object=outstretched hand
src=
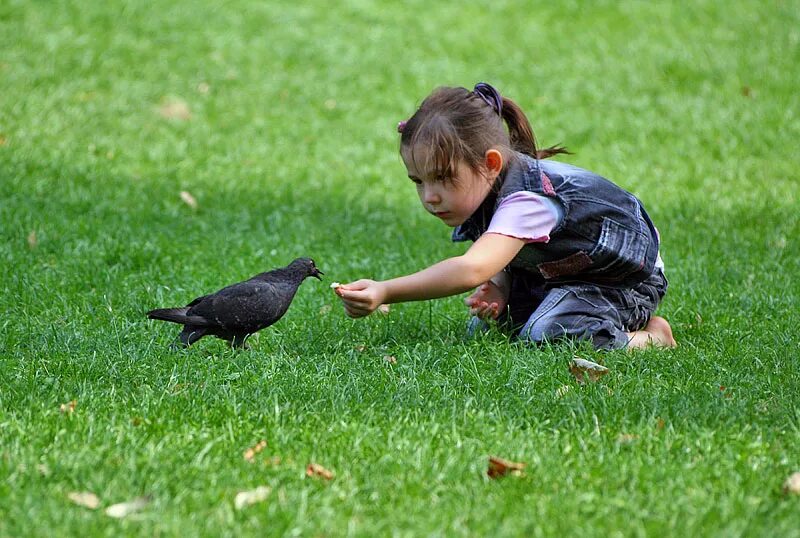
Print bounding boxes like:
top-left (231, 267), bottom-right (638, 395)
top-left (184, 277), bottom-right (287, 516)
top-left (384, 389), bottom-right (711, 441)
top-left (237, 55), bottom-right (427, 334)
top-left (335, 279), bottom-right (388, 318)
top-left (465, 280), bottom-right (507, 320)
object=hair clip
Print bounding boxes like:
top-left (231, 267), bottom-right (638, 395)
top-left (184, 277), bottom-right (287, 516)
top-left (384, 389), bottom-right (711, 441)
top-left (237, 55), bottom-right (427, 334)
top-left (397, 120), bottom-right (407, 133)
top-left (473, 82), bottom-right (503, 116)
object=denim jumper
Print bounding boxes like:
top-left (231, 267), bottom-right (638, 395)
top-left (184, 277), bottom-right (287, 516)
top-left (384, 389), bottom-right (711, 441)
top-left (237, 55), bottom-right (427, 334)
top-left (454, 152), bottom-right (668, 349)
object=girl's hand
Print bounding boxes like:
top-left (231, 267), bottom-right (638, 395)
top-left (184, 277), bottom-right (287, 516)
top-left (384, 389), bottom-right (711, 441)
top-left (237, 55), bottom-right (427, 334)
top-left (464, 280), bottom-right (507, 320)
top-left (335, 279), bottom-right (388, 318)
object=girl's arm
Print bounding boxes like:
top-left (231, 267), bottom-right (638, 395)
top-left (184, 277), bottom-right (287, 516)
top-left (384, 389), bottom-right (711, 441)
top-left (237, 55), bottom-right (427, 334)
top-left (336, 233), bottom-right (524, 318)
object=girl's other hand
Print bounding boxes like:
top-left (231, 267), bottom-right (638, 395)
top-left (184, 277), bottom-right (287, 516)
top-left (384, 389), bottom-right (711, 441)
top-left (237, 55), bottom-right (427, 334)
top-left (464, 281), bottom-right (507, 320)
top-left (335, 279), bottom-right (388, 318)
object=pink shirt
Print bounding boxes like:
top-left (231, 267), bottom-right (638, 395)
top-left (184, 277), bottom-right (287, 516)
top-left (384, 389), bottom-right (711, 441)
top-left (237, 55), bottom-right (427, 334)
top-left (485, 191), bottom-right (562, 243)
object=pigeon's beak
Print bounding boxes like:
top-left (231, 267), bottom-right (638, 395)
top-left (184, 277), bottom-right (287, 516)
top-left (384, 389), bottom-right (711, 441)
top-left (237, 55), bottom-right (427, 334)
top-left (312, 268), bottom-right (324, 280)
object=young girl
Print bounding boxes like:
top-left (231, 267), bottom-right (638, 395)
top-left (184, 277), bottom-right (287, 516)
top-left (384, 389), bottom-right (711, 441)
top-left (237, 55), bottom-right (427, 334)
top-left (336, 83), bottom-right (676, 350)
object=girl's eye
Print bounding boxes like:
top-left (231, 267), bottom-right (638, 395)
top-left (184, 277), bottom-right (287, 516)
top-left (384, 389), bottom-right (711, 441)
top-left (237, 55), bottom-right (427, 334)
top-left (410, 178), bottom-right (422, 185)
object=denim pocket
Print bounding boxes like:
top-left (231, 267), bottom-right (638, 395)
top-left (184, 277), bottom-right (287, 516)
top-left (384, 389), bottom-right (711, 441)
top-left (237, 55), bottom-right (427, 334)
top-left (587, 217), bottom-right (648, 279)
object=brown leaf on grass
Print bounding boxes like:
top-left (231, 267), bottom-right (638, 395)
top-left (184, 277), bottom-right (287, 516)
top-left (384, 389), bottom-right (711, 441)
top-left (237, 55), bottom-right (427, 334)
top-left (234, 485), bottom-right (271, 510)
top-left (180, 190), bottom-right (198, 209)
top-left (0, 134), bottom-right (7, 146)
top-left (59, 400), bottom-right (76, 414)
top-left (783, 472), bottom-right (800, 495)
top-left (656, 417), bottom-right (666, 431)
top-left (616, 433), bottom-right (638, 444)
top-left (27, 230), bottom-right (37, 249)
top-left (105, 496), bottom-right (150, 518)
top-left (487, 456), bottom-right (526, 479)
top-left (68, 491), bottom-right (100, 510)
top-left (306, 463), bottom-right (334, 480)
top-left (569, 357), bottom-right (609, 385)
top-left (354, 344), bottom-right (366, 352)
top-left (383, 355), bottom-right (397, 364)
top-left (243, 440), bottom-right (267, 462)
top-left (158, 98), bottom-right (191, 120)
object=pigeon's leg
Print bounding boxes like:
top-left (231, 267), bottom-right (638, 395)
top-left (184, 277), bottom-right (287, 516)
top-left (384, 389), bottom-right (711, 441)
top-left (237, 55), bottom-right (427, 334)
top-left (177, 326), bottom-right (208, 347)
top-left (230, 333), bottom-right (251, 350)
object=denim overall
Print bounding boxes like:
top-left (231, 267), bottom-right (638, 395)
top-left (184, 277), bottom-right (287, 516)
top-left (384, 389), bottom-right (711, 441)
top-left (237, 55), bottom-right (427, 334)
top-left (454, 152), bottom-right (668, 349)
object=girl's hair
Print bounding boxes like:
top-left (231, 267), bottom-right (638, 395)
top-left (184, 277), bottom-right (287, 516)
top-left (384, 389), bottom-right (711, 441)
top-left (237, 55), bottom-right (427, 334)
top-left (399, 84), bottom-right (568, 180)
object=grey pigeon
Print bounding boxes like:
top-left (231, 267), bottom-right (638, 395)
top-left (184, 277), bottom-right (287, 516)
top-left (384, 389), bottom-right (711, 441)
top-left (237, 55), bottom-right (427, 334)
top-left (147, 257), bottom-right (323, 348)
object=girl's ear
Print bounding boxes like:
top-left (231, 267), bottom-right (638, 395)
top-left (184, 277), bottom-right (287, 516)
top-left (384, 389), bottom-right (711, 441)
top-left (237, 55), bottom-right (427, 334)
top-left (484, 149), bottom-right (503, 178)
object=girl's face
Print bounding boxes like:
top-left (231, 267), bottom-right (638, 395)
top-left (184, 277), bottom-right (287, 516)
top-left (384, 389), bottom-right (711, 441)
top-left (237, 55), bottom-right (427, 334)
top-left (401, 146), bottom-right (500, 227)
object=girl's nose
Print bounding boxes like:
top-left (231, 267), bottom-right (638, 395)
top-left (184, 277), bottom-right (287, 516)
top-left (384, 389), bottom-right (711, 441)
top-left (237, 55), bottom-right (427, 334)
top-left (423, 186), bottom-right (441, 205)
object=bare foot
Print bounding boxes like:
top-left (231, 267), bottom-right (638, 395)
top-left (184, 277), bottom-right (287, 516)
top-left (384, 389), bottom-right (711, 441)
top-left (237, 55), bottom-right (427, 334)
top-left (627, 316), bottom-right (677, 349)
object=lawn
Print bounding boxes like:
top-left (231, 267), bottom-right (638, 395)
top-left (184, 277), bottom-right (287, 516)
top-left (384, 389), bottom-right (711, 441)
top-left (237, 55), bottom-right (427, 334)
top-left (1, 0), bottom-right (799, 535)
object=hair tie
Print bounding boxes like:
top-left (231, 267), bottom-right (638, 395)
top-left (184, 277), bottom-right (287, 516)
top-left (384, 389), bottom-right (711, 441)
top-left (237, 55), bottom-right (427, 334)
top-left (397, 120), bottom-right (407, 133)
top-left (473, 82), bottom-right (503, 116)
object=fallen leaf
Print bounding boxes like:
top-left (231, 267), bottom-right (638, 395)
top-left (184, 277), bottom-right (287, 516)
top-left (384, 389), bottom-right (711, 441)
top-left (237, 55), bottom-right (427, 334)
top-left (159, 98), bottom-right (191, 120)
top-left (783, 472), bottom-right (800, 495)
top-left (487, 456), bottom-right (526, 479)
top-left (0, 135), bottom-right (7, 146)
top-left (569, 357), bottom-right (609, 385)
top-left (555, 384), bottom-right (571, 398)
top-left (68, 491), bottom-right (100, 510)
top-left (234, 486), bottom-right (271, 510)
top-left (197, 82), bottom-right (210, 94)
top-left (243, 440), bottom-right (267, 462)
top-left (377, 304), bottom-right (391, 314)
top-left (383, 355), bottom-right (397, 364)
top-left (616, 433), bottom-right (638, 444)
top-left (180, 190), bottom-right (198, 209)
top-left (656, 417), bottom-right (666, 431)
top-left (27, 230), bottom-right (37, 249)
top-left (105, 496), bottom-right (150, 518)
top-left (319, 304), bottom-right (332, 315)
top-left (306, 463), bottom-right (334, 480)
top-left (741, 85), bottom-right (752, 97)
top-left (59, 400), bottom-right (77, 414)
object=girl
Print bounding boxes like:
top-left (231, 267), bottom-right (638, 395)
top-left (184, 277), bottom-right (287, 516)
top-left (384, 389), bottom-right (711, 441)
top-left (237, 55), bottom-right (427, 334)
top-left (336, 83), bottom-right (675, 350)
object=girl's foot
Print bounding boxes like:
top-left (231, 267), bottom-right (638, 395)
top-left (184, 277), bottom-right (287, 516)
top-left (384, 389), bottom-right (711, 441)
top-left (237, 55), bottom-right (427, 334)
top-left (627, 316), bottom-right (677, 349)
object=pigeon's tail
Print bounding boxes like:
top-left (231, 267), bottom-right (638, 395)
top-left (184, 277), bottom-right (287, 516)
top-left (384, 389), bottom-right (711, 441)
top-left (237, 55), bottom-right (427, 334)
top-left (147, 307), bottom-right (191, 324)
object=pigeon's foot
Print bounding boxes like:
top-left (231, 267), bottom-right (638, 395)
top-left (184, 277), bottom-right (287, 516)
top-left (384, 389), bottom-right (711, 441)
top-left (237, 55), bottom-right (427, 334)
top-left (231, 334), bottom-right (251, 350)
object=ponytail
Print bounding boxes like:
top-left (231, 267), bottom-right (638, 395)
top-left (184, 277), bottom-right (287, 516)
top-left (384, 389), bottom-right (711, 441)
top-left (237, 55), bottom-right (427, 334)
top-left (500, 97), bottom-right (570, 160)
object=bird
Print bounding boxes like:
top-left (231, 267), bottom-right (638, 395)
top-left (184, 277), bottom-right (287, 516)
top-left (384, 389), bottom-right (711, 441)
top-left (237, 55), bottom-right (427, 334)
top-left (147, 257), bottom-right (323, 348)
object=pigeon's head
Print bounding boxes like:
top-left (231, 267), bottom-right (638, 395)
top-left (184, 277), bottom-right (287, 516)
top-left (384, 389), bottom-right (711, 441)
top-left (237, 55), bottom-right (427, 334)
top-left (291, 257), bottom-right (324, 280)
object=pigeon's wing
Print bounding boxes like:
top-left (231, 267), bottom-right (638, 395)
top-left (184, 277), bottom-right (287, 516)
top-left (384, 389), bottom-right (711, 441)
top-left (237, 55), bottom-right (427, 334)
top-left (187, 280), bottom-right (290, 331)
top-left (186, 294), bottom-right (209, 307)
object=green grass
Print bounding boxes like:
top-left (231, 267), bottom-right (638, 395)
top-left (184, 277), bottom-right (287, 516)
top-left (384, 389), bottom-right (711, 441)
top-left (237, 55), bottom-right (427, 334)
top-left (2, 0), bottom-right (800, 535)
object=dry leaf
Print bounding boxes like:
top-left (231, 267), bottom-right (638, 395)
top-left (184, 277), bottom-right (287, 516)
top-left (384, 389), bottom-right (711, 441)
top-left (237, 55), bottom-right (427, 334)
top-left (68, 491), bottom-right (100, 510)
top-left (306, 463), bottom-right (334, 480)
top-left (197, 82), bottom-right (210, 94)
top-left (105, 496), bottom-right (150, 518)
top-left (0, 135), bottom-right (7, 146)
top-left (27, 230), bottom-right (37, 248)
top-left (616, 433), bottom-right (638, 444)
top-left (377, 304), bottom-right (391, 314)
top-left (243, 440), bottom-right (267, 462)
top-left (487, 456), bottom-right (526, 479)
top-left (783, 472), bottom-right (800, 495)
top-left (354, 344), bottom-right (366, 352)
top-left (569, 357), bottom-right (609, 385)
top-left (180, 190), bottom-right (198, 209)
top-left (383, 355), bottom-right (397, 364)
top-left (59, 400), bottom-right (77, 414)
top-left (159, 98), bottom-right (191, 120)
top-left (656, 417), bottom-right (666, 431)
top-left (234, 486), bottom-right (271, 510)
top-left (555, 384), bottom-right (571, 398)
top-left (319, 304), bottom-right (332, 315)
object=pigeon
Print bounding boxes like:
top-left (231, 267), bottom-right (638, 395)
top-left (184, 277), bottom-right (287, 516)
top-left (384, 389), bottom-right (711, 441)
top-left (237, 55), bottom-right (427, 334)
top-left (147, 257), bottom-right (323, 348)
